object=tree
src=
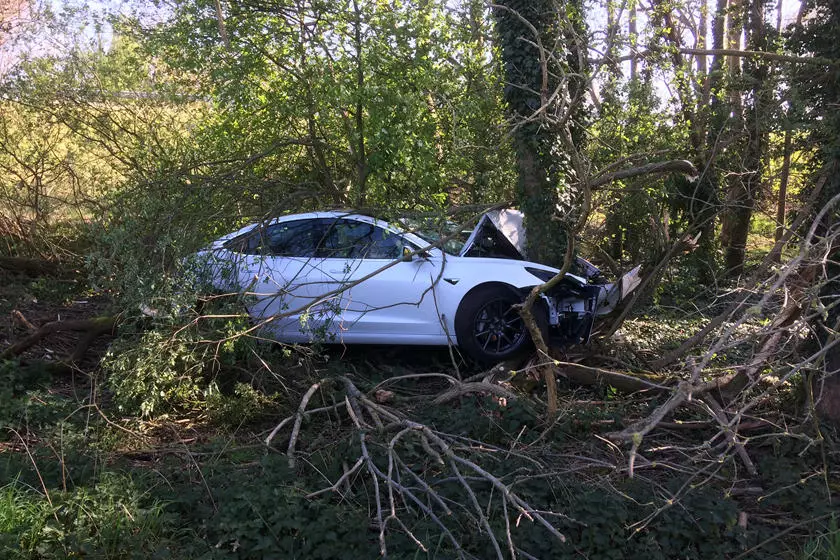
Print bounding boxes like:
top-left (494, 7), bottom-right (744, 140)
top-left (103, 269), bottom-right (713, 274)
top-left (138, 0), bottom-right (513, 214)
top-left (788, 0), bottom-right (840, 423)
top-left (720, 0), bottom-right (772, 275)
top-left (492, 0), bottom-right (588, 268)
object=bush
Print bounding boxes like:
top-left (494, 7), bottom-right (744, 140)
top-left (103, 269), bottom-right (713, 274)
top-left (104, 329), bottom-right (210, 417)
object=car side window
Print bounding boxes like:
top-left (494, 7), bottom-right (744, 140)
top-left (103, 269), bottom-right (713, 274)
top-left (320, 219), bottom-right (405, 259)
top-left (225, 219), bottom-right (324, 257)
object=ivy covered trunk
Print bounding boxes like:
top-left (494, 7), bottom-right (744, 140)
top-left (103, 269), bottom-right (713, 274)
top-left (790, 0), bottom-right (840, 424)
top-left (814, 152), bottom-right (840, 425)
top-left (492, 0), bottom-right (586, 267)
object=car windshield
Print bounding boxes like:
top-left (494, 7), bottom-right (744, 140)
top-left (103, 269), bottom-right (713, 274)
top-left (400, 217), bottom-right (473, 256)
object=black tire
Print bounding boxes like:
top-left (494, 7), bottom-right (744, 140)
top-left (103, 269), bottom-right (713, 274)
top-left (454, 284), bottom-right (548, 365)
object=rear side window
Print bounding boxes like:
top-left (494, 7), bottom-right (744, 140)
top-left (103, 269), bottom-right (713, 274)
top-left (224, 219), bottom-right (326, 257)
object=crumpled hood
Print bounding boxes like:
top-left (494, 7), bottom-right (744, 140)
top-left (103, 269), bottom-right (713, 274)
top-left (485, 208), bottom-right (528, 258)
top-left (465, 207), bottom-right (643, 314)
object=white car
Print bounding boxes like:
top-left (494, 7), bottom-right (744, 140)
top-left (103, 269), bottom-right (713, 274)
top-left (195, 209), bottom-right (641, 364)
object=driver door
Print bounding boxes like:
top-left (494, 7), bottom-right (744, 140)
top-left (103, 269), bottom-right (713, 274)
top-left (318, 218), bottom-right (445, 343)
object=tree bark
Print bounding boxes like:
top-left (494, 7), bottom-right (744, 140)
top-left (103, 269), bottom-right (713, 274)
top-left (816, 342), bottom-right (840, 425)
top-left (723, 0), bottom-right (768, 276)
top-left (629, 0), bottom-right (638, 79)
top-left (727, 0), bottom-right (744, 121)
top-left (492, 0), bottom-right (583, 267)
top-left (0, 316), bottom-right (117, 361)
top-left (351, 0), bottom-right (369, 205)
top-left (793, 0), bottom-right (840, 426)
top-left (774, 128), bottom-right (792, 249)
top-left (698, 0), bottom-right (708, 77)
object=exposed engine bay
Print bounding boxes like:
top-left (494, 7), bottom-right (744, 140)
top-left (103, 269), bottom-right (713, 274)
top-left (461, 209), bottom-right (642, 345)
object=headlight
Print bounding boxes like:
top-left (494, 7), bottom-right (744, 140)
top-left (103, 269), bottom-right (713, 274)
top-left (525, 267), bottom-right (558, 283)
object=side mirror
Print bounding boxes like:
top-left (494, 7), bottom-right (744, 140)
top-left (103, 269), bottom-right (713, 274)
top-left (402, 246), bottom-right (430, 262)
top-left (402, 245), bottom-right (414, 262)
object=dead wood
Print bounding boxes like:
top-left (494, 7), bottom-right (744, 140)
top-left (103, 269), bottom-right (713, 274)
top-left (715, 266), bottom-right (815, 402)
top-left (0, 256), bottom-right (60, 276)
top-left (267, 375), bottom-right (570, 556)
top-left (11, 310), bottom-right (37, 332)
top-left (604, 359), bottom-right (762, 478)
top-left (0, 316), bottom-right (117, 361)
top-left (700, 394), bottom-right (757, 475)
top-left (431, 381), bottom-right (519, 405)
top-left (555, 361), bottom-right (669, 393)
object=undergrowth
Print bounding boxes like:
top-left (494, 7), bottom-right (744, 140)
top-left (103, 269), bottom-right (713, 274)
top-left (0, 264), bottom-right (837, 559)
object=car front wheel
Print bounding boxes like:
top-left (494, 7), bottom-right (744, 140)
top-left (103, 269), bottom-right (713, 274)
top-left (454, 285), bottom-right (547, 365)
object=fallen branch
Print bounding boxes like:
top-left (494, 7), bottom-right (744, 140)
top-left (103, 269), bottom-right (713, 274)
top-left (0, 316), bottom-right (117, 361)
top-left (700, 395), bottom-right (757, 476)
top-left (603, 231), bottom-right (701, 340)
top-left (652, 169), bottom-right (833, 370)
top-left (286, 381), bottom-right (322, 469)
top-left (431, 381), bottom-right (518, 405)
top-left (0, 256), bottom-right (60, 276)
top-left (556, 362), bottom-right (669, 393)
top-left (11, 310), bottom-right (37, 332)
top-left (266, 375), bottom-right (570, 556)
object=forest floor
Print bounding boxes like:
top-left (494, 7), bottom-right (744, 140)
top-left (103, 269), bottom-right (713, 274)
top-left (0, 261), bottom-right (838, 559)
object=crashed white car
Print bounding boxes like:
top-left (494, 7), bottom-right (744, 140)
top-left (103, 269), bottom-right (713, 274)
top-left (195, 209), bottom-right (641, 364)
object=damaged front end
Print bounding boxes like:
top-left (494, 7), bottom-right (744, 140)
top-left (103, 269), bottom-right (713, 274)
top-left (462, 209), bottom-right (642, 346)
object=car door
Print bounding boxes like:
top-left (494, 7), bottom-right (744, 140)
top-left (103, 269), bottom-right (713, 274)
top-left (229, 218), bottom-right (334, 342)
top-left (318, 218), bottom-right (446, 343)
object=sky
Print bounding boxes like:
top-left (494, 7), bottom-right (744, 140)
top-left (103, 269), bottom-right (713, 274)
top-left (0, 0), bottom-right (808, 79)
top-left (0, 0), bottom-right (160, 72)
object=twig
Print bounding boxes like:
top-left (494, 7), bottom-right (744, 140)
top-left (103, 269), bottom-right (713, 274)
top-left (701, 395), bottom-right (757, 476)
top-left (285, 381), bottom-right (322, 469)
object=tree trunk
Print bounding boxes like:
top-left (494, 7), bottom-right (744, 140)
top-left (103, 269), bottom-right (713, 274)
top-left (629, 0), bottom-right (638, 79)
top-left (776, 0), bottom-right (784, 31)
top-left (351, 0), bottom-right (369, 205)
top-left (772, 1), bottom-right (792, 260)
top-left (816, 344), bottom-right (840, 425)
top-left (726, 0), bottom-right (744, 121)
top-left (723, 0), bottom-right (767, 275)
top-left (492, 0), bottom-right (583, 267)
top-left (697, 0), bottom-right (709, 102)
top-left (719, 0), bottom-right (745, 253)
top-left (774, 128), bottom-right (792, 250)
top-left (627, 0), bottom-right (638, 80)
top-left (793, 0), bottom-right (840, 427)
top-left (722, 186), bottom-right (753, 274)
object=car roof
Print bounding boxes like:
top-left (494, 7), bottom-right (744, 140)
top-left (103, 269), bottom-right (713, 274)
top-left (274, 211), bottom-right (398, 230)
top-left (212, 211), bottom-right (436, 253)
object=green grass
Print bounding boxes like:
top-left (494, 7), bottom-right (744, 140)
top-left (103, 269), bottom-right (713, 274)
top-left (0, 473), bottom-right (172, 559)
top-left (802, 517), bottom-right (840, 560)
